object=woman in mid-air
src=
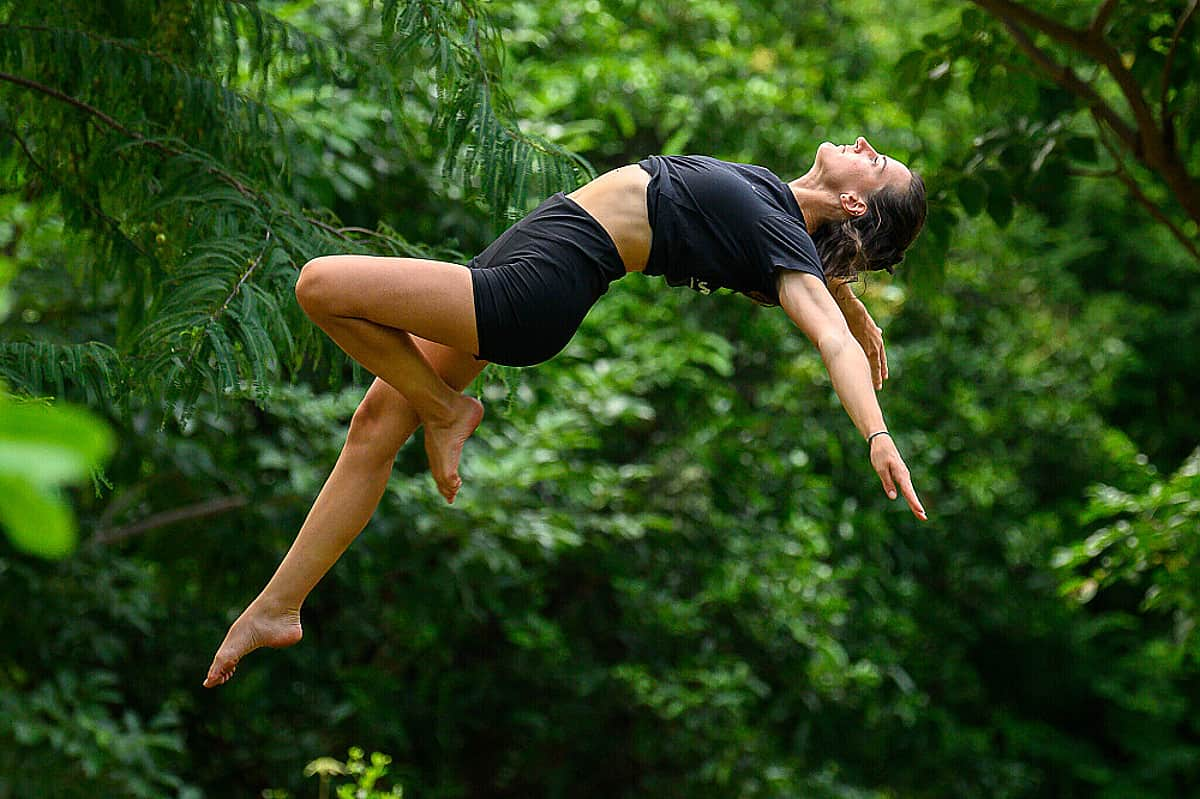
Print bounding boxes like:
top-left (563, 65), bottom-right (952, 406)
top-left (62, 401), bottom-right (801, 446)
top-left (203, 137), bottom-right (928, 688)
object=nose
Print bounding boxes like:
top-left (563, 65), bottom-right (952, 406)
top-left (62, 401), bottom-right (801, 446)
top-left (854, 137), bottom-right (878, 157)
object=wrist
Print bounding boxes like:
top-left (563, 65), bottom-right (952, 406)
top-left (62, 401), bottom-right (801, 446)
top-left (867, 430), bottom-right (891, 448)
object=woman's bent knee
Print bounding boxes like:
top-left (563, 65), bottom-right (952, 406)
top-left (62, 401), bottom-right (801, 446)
top-left (295, 256), bottom-right (341, 317)
top-left (346, 389), bottom-right (418, 456)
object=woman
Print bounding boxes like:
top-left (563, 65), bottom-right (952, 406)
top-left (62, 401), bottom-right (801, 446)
top-left (203, 137), bottom-right (928, 688)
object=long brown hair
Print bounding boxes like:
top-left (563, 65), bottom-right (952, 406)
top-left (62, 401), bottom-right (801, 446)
top-left (810, 172), bottom-right (927, 280)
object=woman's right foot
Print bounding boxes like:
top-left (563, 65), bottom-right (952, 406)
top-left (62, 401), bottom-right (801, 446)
top-left (423, 395), bottom-right (484, 503)
top-left (203, 599), bottom-right (303, 688)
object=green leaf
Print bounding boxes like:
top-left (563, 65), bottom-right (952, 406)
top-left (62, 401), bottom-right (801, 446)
top-left (0, 474), bottom-right (76, 558)
top-left (0, 399), bottom-right (116, 485)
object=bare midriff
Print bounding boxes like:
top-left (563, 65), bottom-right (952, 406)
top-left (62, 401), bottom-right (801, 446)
top-left (567, 164), bottom-right (653, 273)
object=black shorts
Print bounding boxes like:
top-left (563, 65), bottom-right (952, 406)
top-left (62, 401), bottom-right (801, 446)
top-left (468, 192), bottom-right (627, 367)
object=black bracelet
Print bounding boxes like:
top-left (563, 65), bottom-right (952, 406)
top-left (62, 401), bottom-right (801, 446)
top-left (867, 430), bottom-right (892, 447)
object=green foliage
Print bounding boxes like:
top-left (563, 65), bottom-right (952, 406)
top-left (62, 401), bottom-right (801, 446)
top-left (305, 747), bottom-right (403, 799)
top-left (265, 746), bottom-right (405, 799)
top-left (1057, 445), bottom-right (1200, 646)
top-left (0, 0), bottom-right (587, 421)
top-left (1, 1), bottom-right (1199, 798)
top-left (0, 552), bottom-right (194, 798)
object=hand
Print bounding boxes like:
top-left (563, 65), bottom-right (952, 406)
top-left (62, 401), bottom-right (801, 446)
top-left (869, 434), bottom-right (927, 520)
top-left (844, 299), bottom-right (888, 390)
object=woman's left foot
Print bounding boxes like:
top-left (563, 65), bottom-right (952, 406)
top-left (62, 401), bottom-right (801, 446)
top-left (424, 395), bottom-right (484, 503)
top-left (203, 599), bottom-right (303, 688)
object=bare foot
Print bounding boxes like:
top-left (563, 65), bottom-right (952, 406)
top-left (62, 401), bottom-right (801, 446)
top-left (423, 394), bottom-right (484, 503)
top-left (203, 598), bottom-right (302, 688)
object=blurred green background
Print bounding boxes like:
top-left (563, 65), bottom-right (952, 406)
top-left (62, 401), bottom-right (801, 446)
top-left (2, 1), bottom-right (1199, 796)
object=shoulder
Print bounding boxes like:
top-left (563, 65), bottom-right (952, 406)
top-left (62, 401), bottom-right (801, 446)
top-left (759, 215), bottom-right (825, 280)
top-left (759, 214), bottom-right (818, 249)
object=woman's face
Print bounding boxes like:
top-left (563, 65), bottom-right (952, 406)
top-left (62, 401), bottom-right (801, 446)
top-left (814, 137), bottom-right (911, 198)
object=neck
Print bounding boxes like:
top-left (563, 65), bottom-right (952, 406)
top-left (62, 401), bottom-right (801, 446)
top-left (788, 172), bottom-right (839, 231)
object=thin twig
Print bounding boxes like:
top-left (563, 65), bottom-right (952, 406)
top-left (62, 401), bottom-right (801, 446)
top-left (336, 225), bottom-right (399, 239)
top-left (1067, 167), bottom-right (1120, 178)
top-left (1111, 172), bottom-right (1200, 263)
top-left (305, 217), bottom-right (415, 249)
top-left (1091, 109), bottom-right (1200, 264)
top-left (0, 70), bottom-right (261, 200)
top-left (0, 71), bottom-right (174, 155)
top-left (305, 216), bottom-right (351, 240)
top-left (6, 127), bottom-right (152, 258)
top-left (182, 228), bottom-right (274, 373)
top-left (220, 228), bottom-right (274, 318)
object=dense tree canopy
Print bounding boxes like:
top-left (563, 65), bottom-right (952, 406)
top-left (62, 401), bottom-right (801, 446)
top-left (2, 1), bottom-right (1198, 797)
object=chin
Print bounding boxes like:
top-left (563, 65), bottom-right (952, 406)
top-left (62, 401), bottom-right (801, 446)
top-left (814, 140), bottom-right (837, 165)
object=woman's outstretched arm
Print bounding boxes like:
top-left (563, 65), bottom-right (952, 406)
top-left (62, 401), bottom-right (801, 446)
top-left (777, 270), bottom-right (927, 520)
top-left (828, 277), bottom-right (888, 390)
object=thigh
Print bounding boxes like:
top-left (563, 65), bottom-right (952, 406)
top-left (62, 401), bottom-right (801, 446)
top-left (418, 337), bottom-right (489, 392)
top-left (299, 256), bottom-right (479, 355)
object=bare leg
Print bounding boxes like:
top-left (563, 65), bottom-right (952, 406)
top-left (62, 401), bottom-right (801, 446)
top-left (294, 255), bottom-right (485, 502)
top-left (202, 341), bottom-right (486, 689)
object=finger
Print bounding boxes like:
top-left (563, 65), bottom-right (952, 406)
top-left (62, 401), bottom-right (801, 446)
top-left (896, 469), bottom-right (927, 520)
top-left (878, 466), bottom-right (897, 501)
top-left (879, 334), bottom-right (889, 382)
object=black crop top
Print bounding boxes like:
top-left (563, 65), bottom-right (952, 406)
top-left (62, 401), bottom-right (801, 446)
top-left (637, 154), bottom-right (825, 306)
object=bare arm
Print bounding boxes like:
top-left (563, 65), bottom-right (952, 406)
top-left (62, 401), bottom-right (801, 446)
top-left (829, 277), bottom-right (888, 390)
top-left (777, 270), bottom-right (926, 520)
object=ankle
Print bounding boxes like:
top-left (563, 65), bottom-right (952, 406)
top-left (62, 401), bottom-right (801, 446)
top-left (253, 592), bottom-right (302, 615)
top-left (421, 392), bottom-right (467, 428)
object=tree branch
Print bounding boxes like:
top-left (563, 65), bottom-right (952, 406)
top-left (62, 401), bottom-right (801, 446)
top-left (91, 495), bottom-right (250, 545)
top-left (0, 70), bottom-right (260, 200)
top-left (1160, 0), bottom-right (1199, 144)
top-left (991, 19), bottom-right (1137, 151)
top-left (1089, 0), bottom-right (1118, 35)
top-left (1090, 109), bottom-right (1200, 265)
top-left (970, 0), bottom-right (1163, 166)
top-left (0, 71), bottom-right (174, 155)
top-left (96, 478), bottom-right (157, 531)
top-left (969, 0), bottom-right (1094, 53)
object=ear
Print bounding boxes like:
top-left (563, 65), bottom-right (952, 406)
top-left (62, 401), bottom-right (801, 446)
top-left (839, 191), bottom-right (867, 218)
